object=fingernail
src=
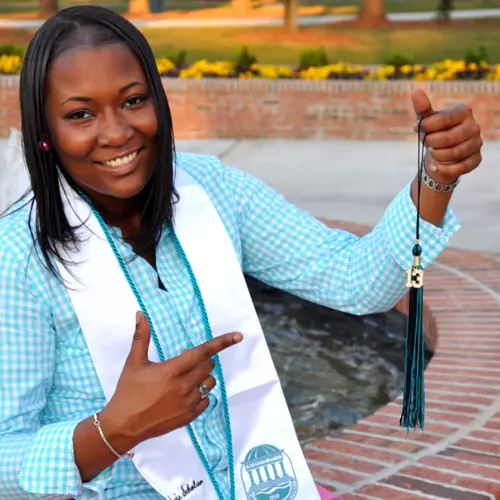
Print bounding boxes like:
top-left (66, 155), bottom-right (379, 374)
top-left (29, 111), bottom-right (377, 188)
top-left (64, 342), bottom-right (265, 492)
top-left (136, 312), bottom-right (141, 325)
top-left (233, 333), bottom-right (243, 343)
top-left (429, 164), bottom-right (438, 172)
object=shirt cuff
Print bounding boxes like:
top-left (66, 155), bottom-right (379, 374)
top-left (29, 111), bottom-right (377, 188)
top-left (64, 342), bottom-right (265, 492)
top-left (381, 182), bottom-right (461, 270)
top-left (19, 420), bottom-right (115, 497)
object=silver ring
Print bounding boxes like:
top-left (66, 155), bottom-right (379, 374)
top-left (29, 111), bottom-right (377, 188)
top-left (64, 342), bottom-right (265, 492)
top-left (199, 383), bottom-right (209, 399)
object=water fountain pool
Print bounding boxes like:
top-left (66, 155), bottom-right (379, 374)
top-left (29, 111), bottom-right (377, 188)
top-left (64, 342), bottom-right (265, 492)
top-left (246, 276), bottom-right (433, 443)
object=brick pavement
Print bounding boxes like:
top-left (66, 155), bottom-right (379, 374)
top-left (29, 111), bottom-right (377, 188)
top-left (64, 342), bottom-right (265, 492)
top-left (312, 221), bottom-right (500, 500)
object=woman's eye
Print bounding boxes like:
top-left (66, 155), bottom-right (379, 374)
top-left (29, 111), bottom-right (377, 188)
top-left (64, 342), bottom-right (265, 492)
top-left (67, 110), bottom-right (92, 120)
top-left (124, 95), bottom-right (146, 107)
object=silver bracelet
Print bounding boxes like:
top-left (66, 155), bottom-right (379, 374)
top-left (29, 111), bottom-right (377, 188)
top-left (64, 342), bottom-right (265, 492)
top-left (93, 412), bottom-right (134, 460)
top-left (422, 168), bottom-right (460, 193)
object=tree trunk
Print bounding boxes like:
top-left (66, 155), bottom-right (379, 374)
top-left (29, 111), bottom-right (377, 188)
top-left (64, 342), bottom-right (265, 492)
top-left (128, 0), bottom-right (151, 16)
top-left (437, 0), bottom-right (454, 21)
top-left (38, 0), bottom-right (58, 17)
top-left (284, 0), bottom-right (299, 33)
top-left (358, 0), bottom-right (386, 27)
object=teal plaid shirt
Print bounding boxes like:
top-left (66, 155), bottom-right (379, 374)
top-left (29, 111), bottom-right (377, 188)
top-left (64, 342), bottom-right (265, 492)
top-left (0, 153), bottom-right (460, 499)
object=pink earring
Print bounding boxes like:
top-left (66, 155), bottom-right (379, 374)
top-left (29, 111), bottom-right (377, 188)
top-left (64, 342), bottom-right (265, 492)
top-left (39, 140), bottom-right (50, 152)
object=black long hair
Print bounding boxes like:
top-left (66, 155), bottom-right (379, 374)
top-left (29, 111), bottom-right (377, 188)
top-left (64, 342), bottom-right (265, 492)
top-left (19, 5), bottom-right (177, 279)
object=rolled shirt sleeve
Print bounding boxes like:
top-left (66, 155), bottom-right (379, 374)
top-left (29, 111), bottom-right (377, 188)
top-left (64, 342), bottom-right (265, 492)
top-left (381, 181), bottom-right (461, 270)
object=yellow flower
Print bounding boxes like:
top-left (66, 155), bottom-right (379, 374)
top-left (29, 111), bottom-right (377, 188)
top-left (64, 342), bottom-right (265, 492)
top-left (278, 66), bottom-right (293, 78)
top-left (156, 58), bottom-right (176, 74)
top-left (85, 57), bottom-right (499, 81)
top-left (0, 55), bottom-right (22, 74)
top-left (426, 67), bottom-right (437, 80)
top-left (177, 59), bottom-right (235, 78)
top-left (253, 64), bottom-right (280, 79)
top-left (384, 65), bottom-right (396, 76)
top-left (400, 64), bottom-right (413, 75)
top-left (442, 58), bottom-right (453, 68)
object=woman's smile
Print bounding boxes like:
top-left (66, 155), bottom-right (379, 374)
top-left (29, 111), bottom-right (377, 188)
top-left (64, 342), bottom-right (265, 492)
top-left (96, 146), bottom-right (145, 176)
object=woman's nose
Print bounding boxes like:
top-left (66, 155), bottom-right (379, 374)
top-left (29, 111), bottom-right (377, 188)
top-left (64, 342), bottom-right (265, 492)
top-left (97, 110), bottom-right (133, 147)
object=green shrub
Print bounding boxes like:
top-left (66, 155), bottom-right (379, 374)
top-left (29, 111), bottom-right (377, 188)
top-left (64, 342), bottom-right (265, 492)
top-left (0, 44), bottom-right (25, 58)
top-left (464, 46), bottom-right (489, 64)
top-left (299, 47), bottom-right (328, 68)
top-left (235, 46), bottom-right (257, 68)
top-left (161, 49), bottom-right (187, 67)
top-left (382, 53), bottom-right (415, 67)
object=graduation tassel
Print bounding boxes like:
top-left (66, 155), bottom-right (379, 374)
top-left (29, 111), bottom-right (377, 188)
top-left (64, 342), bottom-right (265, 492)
top-left (400, 117), bottom-right (427, 432)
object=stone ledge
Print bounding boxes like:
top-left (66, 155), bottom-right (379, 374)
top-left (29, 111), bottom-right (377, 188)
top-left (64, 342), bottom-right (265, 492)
top-left (162, 79), bottom-right (500, 95)
top-left (1, 77), bottom-right (500, 140)
top-left (311, 220), bottom-right (500, 500)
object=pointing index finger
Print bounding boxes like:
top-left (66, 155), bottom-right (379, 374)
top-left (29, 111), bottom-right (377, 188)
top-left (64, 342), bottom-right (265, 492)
top-left (172, 332), bottom-right (243, 374)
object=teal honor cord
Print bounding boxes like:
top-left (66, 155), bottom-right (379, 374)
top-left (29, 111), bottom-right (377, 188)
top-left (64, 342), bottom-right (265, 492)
top-left (400, 118), bottom-right (427, 432)
top-left (84, 199), bottom-right (236, 500)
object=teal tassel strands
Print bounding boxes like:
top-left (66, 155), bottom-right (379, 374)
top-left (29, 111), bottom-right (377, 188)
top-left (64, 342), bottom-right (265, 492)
top-left (400, 243), bottom-right (425, 431)
top-left (400, 118), bottom-right (427, 432)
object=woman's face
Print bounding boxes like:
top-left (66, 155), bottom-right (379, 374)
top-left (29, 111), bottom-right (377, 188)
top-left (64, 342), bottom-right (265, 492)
top-left (44, 43), bottom-right (158, 204)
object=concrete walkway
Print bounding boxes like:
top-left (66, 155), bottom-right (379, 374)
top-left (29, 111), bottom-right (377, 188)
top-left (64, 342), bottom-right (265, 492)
top-left (175, 139), bottom-right (499, 253)
top-left (0, 7), bottom-right (499, 29)
top-left (1, 138), bottom-right (497, 253)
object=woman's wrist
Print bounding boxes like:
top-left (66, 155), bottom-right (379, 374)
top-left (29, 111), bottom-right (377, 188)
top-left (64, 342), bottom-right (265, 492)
top-left (97, 406), bottom-right (140, 456)
top-left (411, 173), bottom-right (452, 228)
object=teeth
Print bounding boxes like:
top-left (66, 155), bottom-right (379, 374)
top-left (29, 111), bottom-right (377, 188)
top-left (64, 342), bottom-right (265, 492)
top-left (103, 150), bottom-right (138, 168)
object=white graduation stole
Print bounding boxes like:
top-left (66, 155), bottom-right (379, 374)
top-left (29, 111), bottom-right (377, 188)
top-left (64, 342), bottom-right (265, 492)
top-left (54, 167), bottom-right (321, 500)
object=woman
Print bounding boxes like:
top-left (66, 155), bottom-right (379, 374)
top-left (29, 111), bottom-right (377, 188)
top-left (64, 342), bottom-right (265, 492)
top-left (0, 5), bottom-right (482, 500)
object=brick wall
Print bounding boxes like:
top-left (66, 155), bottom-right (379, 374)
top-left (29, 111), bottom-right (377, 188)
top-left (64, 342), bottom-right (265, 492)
top-left (1, 76), bottom-right (500, 140)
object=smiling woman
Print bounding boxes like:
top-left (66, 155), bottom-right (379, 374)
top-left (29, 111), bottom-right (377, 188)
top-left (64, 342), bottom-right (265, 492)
top-left (44, 44), bottom-right (159, 254)
top-left (0, 5), bottom-right (481, 500)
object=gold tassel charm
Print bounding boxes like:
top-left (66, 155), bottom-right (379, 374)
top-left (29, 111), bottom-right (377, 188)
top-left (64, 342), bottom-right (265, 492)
top-left (406, 241), bottom-right (424, 290)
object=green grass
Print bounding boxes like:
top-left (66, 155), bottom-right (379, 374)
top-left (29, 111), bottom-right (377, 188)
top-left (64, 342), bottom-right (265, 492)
top-left (308, 0), bottom-right (500, 13)
top-left (1, 1), bottom-right (499, 65)
top-left (2, 0), bottom-right (500, 15)
top-left (0, 0), bottom-right (128, 14)
top-left (385, 0), bottom-right (500, 13)
top-left (144, 21), bottom-right (500, 65)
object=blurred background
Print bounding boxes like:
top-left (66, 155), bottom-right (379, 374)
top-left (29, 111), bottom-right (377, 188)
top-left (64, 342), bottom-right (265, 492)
top-left (1, 0), bottom-right (498, 65)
